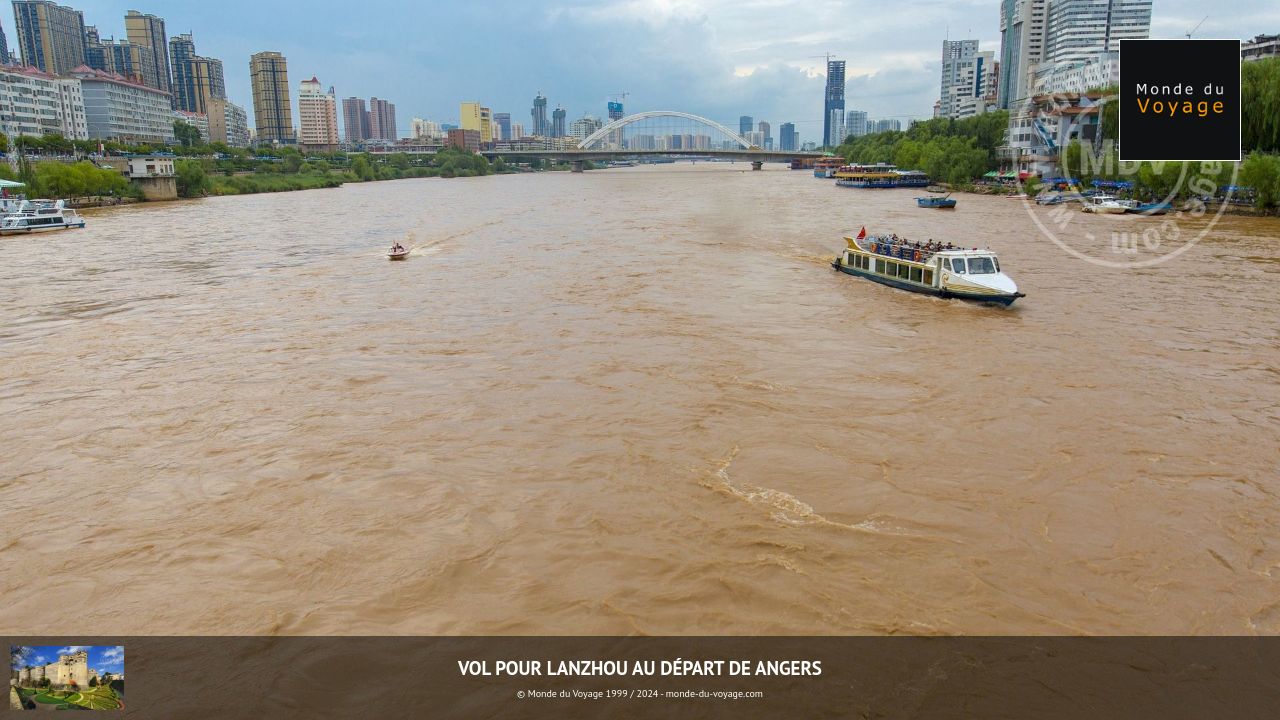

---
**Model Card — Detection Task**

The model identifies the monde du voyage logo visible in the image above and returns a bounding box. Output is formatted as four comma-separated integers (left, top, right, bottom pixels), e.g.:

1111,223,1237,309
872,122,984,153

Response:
1120,39,1241,162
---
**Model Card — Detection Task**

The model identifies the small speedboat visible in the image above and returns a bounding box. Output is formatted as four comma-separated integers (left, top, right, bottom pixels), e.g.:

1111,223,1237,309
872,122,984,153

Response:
916,195,957,209
1036,194,1065,205
1127,202,1172,215
388,245,410,260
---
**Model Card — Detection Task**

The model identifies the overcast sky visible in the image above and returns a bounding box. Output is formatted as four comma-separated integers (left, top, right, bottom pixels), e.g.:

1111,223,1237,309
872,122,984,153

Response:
21,0,1280,143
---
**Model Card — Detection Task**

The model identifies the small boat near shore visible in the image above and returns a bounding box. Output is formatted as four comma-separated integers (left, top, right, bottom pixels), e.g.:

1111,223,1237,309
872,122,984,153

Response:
388,243,410,260
1081,195,1136,214
1127,202,1172,215
916,195,957,209
0,199,86,235
832,229,1024,306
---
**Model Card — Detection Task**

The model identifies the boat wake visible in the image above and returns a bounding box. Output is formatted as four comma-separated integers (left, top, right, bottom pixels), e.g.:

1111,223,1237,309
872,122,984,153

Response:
701,445,955,542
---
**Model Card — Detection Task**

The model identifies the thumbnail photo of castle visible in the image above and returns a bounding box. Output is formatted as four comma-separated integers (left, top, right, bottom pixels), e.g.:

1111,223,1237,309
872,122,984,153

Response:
9,646,124,711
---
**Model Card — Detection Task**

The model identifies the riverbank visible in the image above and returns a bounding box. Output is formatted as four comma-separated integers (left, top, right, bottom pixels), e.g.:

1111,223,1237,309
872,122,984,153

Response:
942,182,1280,217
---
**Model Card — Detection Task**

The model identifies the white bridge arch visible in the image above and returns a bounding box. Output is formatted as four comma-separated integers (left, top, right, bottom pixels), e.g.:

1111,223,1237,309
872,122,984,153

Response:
577,111,759,150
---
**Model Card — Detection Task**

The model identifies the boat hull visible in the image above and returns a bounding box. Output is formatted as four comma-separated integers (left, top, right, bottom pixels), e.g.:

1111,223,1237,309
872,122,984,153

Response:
388,252,409,260
0,221,85,235
916,199,957,208
832,261,1022,306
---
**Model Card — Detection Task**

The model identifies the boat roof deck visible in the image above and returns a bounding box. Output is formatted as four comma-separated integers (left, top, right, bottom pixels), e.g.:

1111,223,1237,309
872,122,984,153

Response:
845,236,999,257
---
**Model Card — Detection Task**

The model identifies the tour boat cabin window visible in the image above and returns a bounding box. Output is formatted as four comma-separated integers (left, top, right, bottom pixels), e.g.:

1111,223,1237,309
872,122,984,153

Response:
910,267,923,283
876,259,887,274
923,269,934,285
968,257,996,274
897,264,909,279
951,258,966,274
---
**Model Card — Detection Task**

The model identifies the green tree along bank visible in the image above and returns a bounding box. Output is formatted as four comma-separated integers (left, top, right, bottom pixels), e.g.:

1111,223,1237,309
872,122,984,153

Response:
834,112,1009,186
0,160,136,199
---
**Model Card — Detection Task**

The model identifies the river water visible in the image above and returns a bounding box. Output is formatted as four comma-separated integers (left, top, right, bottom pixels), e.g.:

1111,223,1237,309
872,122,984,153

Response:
1,164,1278,635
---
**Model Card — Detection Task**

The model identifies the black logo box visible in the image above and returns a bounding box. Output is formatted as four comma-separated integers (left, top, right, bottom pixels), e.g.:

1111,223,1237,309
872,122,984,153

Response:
1120,39,1241,162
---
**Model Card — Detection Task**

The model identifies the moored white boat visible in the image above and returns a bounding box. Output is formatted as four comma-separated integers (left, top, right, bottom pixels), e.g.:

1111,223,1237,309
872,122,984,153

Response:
0,199,86,235
831,230,1023,306
1081,195,1135,214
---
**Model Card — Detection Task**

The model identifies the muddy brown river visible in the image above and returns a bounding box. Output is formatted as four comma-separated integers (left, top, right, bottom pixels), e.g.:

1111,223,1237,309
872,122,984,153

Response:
1,164,1277,635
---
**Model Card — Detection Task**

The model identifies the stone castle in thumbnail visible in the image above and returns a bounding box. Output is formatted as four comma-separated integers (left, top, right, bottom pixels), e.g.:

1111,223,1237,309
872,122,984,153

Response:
15,651,98,689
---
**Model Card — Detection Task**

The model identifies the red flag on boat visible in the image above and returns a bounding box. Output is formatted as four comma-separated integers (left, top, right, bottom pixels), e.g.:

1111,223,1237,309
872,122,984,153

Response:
856,226,866,240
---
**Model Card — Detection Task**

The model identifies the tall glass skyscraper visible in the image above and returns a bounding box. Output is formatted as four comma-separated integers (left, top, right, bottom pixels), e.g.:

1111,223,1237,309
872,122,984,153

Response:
1043,0,1152,65
551,107,566,138
531,93,548,137
823,58,845,147
739,115,753,137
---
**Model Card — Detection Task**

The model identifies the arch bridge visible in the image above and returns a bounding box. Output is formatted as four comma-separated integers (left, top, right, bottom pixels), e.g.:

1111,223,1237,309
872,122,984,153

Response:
479,110,822,170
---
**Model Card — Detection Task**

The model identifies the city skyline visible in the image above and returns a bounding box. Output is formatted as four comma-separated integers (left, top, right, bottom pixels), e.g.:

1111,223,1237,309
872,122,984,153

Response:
0,0,1275,139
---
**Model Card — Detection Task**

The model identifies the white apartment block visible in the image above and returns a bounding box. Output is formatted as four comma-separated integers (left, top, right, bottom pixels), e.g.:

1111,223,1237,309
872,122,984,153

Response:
0,65,88,140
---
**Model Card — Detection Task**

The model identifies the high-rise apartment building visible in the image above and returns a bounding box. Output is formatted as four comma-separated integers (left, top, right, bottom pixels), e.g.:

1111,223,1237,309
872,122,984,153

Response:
190,55,225,113
738,115,752,137
207,97,250,147
939,39,996,119
1044,0,1151,66
510,122,524,140
13,0,86,75
106,39,160,90
83,25,107,71
368,97,395,141
493,112,510,142
480,106,492,143
124,10,169,95
169,34,223,114
249,51,294,144
872,118,901,133
341,97,369,142
0,17,9,64
169,34,194,110
530,92,547,136
843,110,868,139
569,115,602,142
756,120,771,150
459,101,481,134
297,76,338,152
778,122,797,152
551,106,566,137
410,118,441,140
823,58,845,147
997,0,1048,108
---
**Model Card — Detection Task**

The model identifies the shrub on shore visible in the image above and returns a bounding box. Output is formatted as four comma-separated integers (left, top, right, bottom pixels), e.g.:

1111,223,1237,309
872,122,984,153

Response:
209,173,345,195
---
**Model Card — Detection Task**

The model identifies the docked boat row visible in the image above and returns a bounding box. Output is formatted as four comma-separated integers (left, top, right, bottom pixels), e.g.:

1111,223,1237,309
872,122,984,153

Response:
831,228,1024,306
833,163,929,189
1079,195,1172,215
0,199,86,235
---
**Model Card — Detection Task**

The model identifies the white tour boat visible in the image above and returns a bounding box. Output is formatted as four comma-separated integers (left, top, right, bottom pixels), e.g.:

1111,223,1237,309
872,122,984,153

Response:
1081,195,1135,214
0,199,86,235
832,230,1024,306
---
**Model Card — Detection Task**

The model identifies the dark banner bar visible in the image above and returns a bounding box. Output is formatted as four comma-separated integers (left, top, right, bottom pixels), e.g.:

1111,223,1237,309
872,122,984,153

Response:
7,637,1280,718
